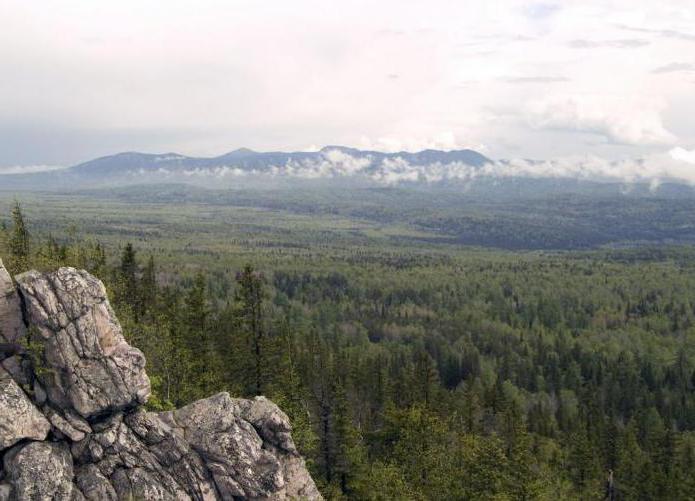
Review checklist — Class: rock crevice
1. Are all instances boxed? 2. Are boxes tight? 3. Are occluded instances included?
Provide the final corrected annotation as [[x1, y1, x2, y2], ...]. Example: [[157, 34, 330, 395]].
[[0, 259, 321, 500]]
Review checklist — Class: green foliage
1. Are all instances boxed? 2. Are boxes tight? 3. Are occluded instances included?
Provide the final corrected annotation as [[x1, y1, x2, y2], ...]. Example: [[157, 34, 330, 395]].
[[3, 201, 30, 274], [18, 326, 56, 396], [233, 265, 272, 396]]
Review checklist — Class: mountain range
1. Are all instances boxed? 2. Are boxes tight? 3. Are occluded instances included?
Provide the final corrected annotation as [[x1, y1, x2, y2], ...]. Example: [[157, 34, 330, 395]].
[[0, 146, 491, 190], [1, 146, 694, 199]]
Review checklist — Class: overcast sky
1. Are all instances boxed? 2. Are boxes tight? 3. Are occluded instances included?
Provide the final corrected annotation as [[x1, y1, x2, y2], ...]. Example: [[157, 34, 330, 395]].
[[1, 0, 694, 170]]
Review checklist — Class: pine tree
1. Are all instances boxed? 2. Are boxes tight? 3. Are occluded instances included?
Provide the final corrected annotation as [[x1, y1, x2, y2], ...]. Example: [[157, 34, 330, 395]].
[[269, 318, 317, 459], [185, 273, 210, 335], [118, 243, 139, 315], [8, 201, 30, 273], [234, 264, 270, 395], [140, 255, 157, 317], [408, 348, 440, 407], [615, 421, 648, 499], [567, 423, 601, 495], [331, 380, 366, 495]]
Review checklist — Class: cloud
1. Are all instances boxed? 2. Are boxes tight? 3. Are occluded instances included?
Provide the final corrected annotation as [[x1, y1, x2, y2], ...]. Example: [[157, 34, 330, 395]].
[[567, 39, 650, 49], [112, 144, 695, 188], [286, 149, 372, 178], [308, 148, 695, 186], [651, 62, 695, 74], [526, 96, 677, 145], [358, 131, 469, 153], [669, 147, 695, 164], [482, 155, 673, 184], [0, 164, 66, 175], [501, 76, 569, 83], [1, 1, 695, 165], [619, 25, 695, 42]]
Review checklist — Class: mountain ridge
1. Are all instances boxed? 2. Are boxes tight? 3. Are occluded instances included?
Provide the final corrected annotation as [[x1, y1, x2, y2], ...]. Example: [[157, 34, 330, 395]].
[[2, 147, 693, 196], [0, 146, 493, 190], [69, 146, 492, 175]]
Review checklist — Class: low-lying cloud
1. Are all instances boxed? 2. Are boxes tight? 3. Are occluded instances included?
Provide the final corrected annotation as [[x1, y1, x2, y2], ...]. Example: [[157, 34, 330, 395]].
[[119, 147, 695, 187], [0, 164, 66, 175]]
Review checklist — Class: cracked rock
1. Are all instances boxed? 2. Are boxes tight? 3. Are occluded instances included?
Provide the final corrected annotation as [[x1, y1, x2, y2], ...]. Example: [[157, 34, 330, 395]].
[[0, 261, 321, 500]]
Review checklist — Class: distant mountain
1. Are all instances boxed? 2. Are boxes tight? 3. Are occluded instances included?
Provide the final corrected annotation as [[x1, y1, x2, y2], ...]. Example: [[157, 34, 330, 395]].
[[0, 146, 492, 190], [68, 146, 491, 176]]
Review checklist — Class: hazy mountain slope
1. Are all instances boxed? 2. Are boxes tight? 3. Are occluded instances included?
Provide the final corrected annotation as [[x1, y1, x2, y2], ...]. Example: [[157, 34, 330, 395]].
[[1, 146, 492, 190]]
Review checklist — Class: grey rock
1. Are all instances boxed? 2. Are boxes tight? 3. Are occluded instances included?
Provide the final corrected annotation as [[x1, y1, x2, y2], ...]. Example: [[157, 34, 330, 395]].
[[16, 267, 151, 419], [237, 397, 320, 500], [74, 464, 117, 501], [162, 392, 283, 499], [0, 259, 30, 385], [73, 409, 218, 500], [33, 380, 47, 405], [0, 264, 321, 500], [160, 392, 322, 500], [3, 441, 75, 501], [0, 259, 25, 344], [0, 368, 51, 451], [235, 396, 297, 453], [43, 406, 91, 442], [0, 483, 11, 501]]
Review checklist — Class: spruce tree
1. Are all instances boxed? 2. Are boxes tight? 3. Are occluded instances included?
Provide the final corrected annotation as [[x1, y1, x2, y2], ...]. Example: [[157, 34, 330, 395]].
[[118, 243, 139, 315], [140, 255, 157, 317], [8, 201, 30, 272], [235, 264, 269, 395]]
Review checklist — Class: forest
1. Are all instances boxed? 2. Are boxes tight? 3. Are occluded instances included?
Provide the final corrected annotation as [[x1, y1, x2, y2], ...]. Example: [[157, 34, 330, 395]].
[[50, 183, 695, 250], [1, 197, 694, 500]]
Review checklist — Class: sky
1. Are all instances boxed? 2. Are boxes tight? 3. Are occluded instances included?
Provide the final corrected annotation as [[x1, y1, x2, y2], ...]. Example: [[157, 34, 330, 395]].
[[1, 0, 694, 174]]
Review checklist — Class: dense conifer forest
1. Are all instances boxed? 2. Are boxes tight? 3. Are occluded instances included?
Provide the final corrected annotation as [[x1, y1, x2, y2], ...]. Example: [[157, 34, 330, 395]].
[[2, 199, 694, 500]]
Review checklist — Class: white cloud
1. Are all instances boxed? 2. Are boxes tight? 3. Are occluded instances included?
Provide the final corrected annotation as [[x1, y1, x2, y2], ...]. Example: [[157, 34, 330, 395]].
[[670, 146, 695, 164], [262, 147, 695, 186], [526, 96, 677, 145], [357, 131, 475, 153], [112, 144, 695, 186], [0, 165, 66, 175]]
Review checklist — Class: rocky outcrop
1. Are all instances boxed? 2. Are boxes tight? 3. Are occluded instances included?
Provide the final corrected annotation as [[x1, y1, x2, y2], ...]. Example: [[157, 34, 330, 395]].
[[0, 260, 321, 500]]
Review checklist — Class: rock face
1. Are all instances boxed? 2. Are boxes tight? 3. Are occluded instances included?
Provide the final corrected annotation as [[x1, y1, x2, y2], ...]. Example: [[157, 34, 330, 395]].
[[0, 261, 321, 501], [16, 267, 151, 419]]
